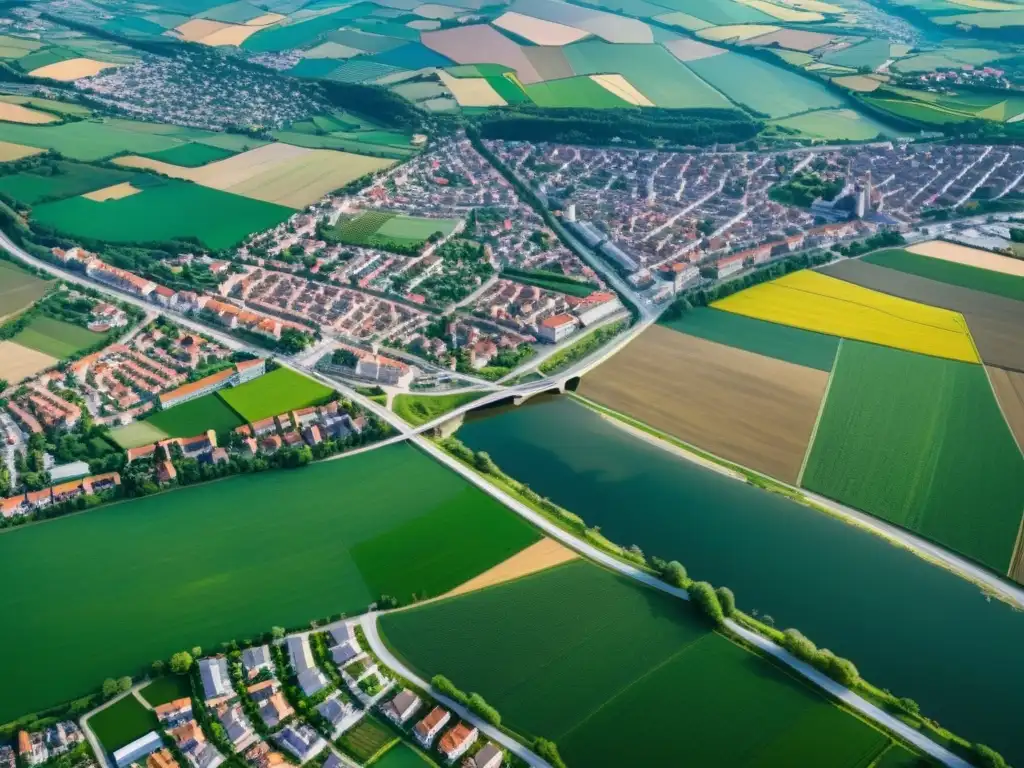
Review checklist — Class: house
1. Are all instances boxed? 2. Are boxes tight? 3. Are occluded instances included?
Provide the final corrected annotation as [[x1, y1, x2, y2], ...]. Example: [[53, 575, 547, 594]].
[[17, 731, 46, 766], [0, 745, 16, 768], [216, 703, 256, 752], [536, 313, 578, 343], [322, 753, 344, 768], [414, 706, 450, 747], [243, 743, 287, 768], [198, 657, 233, 704], [147, 748, 180, 768], [382, 689, 421, 725], [329, 641, 359, 667], [258, 691, 294, 729], [329, 624, 355, 646], [438, 723, 478, 762], [570, 291, 622, 326], [154, 697, 193, 726], [316, 694, 357, 733], [113, 732, 163, 768], [461, 742, 502, 768], [156, 460, 177, 485], [276, 723, 324, 763], [286, 635, 329, 697], [241, 646, 273, 679]]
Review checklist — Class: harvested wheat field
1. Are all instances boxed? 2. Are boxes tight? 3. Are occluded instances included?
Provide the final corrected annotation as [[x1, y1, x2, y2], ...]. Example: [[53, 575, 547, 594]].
[[442, 538, 578, 599], [743, 28, 835, 51], [29, 58, 117, 81], [116, 144, 393, 208], [492, 11, 589, 45], [0, 141, 43, 162], [590, 75, 653, 106], [199, 22, 271, 46], [832, 74, 882, 92], [82, 182, 141, 201], [738, 0, 824, 20], [579, 324, 829, 483], [907, 240, 1024, 277], [246, 12, 284, 25], [0, 340, 57, 382], [174, 18, 233, 41], [700, 24, 781, 42], [0, 103, 57, 125], [438, 71, 507, 106], [663, 38, 725, 61], [819, 259, 1024, 371], [988, 366, 1024, 452]]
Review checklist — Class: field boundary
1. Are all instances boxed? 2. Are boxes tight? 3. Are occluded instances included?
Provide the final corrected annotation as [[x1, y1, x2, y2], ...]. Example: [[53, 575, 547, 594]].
[[797, 337, 843, 487]]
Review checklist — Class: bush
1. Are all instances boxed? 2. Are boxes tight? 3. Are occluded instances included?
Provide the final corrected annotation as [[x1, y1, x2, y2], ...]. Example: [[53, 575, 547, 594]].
[[973, 744, 1008, 768], [170, 651, 194, 675], [431, 674, 467, 705], [662, 561, 688, 588], [715, 586, 736, 617], [689, 581, 724, 626], [467, 692, 501, 727], [781, 629, 818, 663], [533, 738, 567, 768]]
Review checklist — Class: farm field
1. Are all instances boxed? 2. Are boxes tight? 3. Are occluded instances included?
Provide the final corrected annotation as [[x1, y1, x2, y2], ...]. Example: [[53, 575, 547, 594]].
[[109, 421, 169, 450], [145, 392, 245, 437], [380, 560, 892, 768], [115, 143, 394, 208], [0, 161, 137, 205], [0, 340, 56, 382], [659, 306, 839, 371], [864, 247, 1024, 300], [0, 442, 540, 721], [87, 694, 158, 753], [0, 95, 91, 116], [712, 270, 979, 363], [30, 178, 293, 250], [372, 743, 437, 768], [987, 366, 1024, 451], [770, 108, 894, 141], [0, 141, 43, 162], [801, 341, 1024, 575], [0, 259, 50, 318], [818, 259, 1024, 371], [138, 675, 193, 707], [393, 391, 485, 426], [442, 538, 578, 599], [578, 324, 829, 483], [0, 102, 57, 124], [338, 715, 398, 763], [331, 211, 459, 250], [142, 142, 237, 167], [11, 315, 105, 358], [522, 75, 633, 108], [218, 367, 334, 422]]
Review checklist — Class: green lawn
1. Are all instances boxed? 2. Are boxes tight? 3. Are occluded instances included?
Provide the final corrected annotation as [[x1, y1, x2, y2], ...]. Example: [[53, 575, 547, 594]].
[[661, 307, 840, 372], [0, 161, 136, 205], [87, 694, 158, 753], [380, 560, 891, 767], [219, 367, 334, 423], [863, 248, 1024, 303], [141, 142, 236, 167], [0, 443, 539, 721], [372, 742, 438, 768], [0, 260, 50, 318], [801, 341, 1024, 573], [145, 393, 245, 438], [393, 392, 485, 426], [338, 715, 400, 763], [139, 675, 193, 707], [11, 315, 105, 358], [31, 178, 293, 251], [109, 421, 169, 450]]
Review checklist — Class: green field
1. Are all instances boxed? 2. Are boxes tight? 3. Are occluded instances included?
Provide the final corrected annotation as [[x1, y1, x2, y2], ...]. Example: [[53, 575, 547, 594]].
[[801, 341, 1024, 573], [861, 96, 975, 125], [0, 120, 183, 162], [863, 249, 1024, 303], [145, 392, 245, 437], [0, 443, 540, 721], [771, 109, 894, 141], [0, 95, 91, 116], [686, 52, 844, 118], [502, 268, 598, 298], [661, 307, 840, 371], [373, 743, 438, 768], [219, 367, 333, 423], [139, 675, 193, 707], [109, 421, 169, 450], [142, 142, 236, 167], [87, 694, 158, 753], [11, 315, 105, 358], [331, 211, 459, 250], [0, 161, 136, 205], [524, 76, 631, 108], [0, 260, 50, 318], [380, 560, 891, 767], [563, 40, 731, 109], [338, 714, 399, 763], [393, 391, 485, 426], [821, 38, 892, 70], [31, 178, 292, 250]]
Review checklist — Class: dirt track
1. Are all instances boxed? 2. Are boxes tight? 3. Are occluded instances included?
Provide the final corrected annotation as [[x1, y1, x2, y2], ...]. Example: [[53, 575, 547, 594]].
[[820, 259, 1024, 372], [579, 324, 829, 484]]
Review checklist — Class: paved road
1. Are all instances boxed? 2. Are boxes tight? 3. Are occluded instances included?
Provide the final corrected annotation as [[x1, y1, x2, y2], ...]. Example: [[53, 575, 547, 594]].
[[358, 613, 553, 768]]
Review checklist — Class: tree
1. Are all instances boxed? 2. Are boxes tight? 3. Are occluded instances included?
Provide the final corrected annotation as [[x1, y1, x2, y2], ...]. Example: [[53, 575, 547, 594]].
[[533, 738, 567, 768], [152, 660, 166, 675], [191, 646, 202, 657], [824, 655, 859, 687], [689, 581, 724, 626], [473, 451, 497, 475], [101, 678, 119, 698], [118, 676, 132, 693], [467, 692, 501, 726], [973, 744, 1008, 768], [715, 586, 736, 618], [662, 561, 688, 587], [271, 626, 286, 640], [781, 629, 818, 663], [170, 651, 194, 675]]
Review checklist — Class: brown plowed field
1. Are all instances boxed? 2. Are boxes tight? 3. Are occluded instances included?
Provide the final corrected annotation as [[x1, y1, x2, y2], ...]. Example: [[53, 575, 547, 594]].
[[579, 324, 829, 484], [988, 366, 1024, 453], [820, 259, 1024, 372]]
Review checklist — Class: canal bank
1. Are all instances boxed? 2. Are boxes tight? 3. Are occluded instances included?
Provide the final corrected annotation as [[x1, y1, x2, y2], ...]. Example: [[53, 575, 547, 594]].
[[457, 396, 1024, 766]]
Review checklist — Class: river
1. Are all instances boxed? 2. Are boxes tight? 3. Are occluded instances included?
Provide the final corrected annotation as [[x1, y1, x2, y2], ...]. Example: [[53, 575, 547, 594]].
[[458, 396, 1024, 765]]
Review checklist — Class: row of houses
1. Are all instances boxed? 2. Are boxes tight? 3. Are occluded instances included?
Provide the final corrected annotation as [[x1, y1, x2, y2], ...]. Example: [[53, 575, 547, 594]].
[[158, 359, 266, 410], [16, 722, 84, 766], [316, 343, 414, 388], [6, 384, 82, 435], [1, 473, 120, 519]]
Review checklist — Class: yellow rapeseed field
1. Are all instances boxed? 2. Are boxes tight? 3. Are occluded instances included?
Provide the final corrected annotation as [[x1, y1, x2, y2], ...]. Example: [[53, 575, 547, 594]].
[[712, 270, 979, 363]]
